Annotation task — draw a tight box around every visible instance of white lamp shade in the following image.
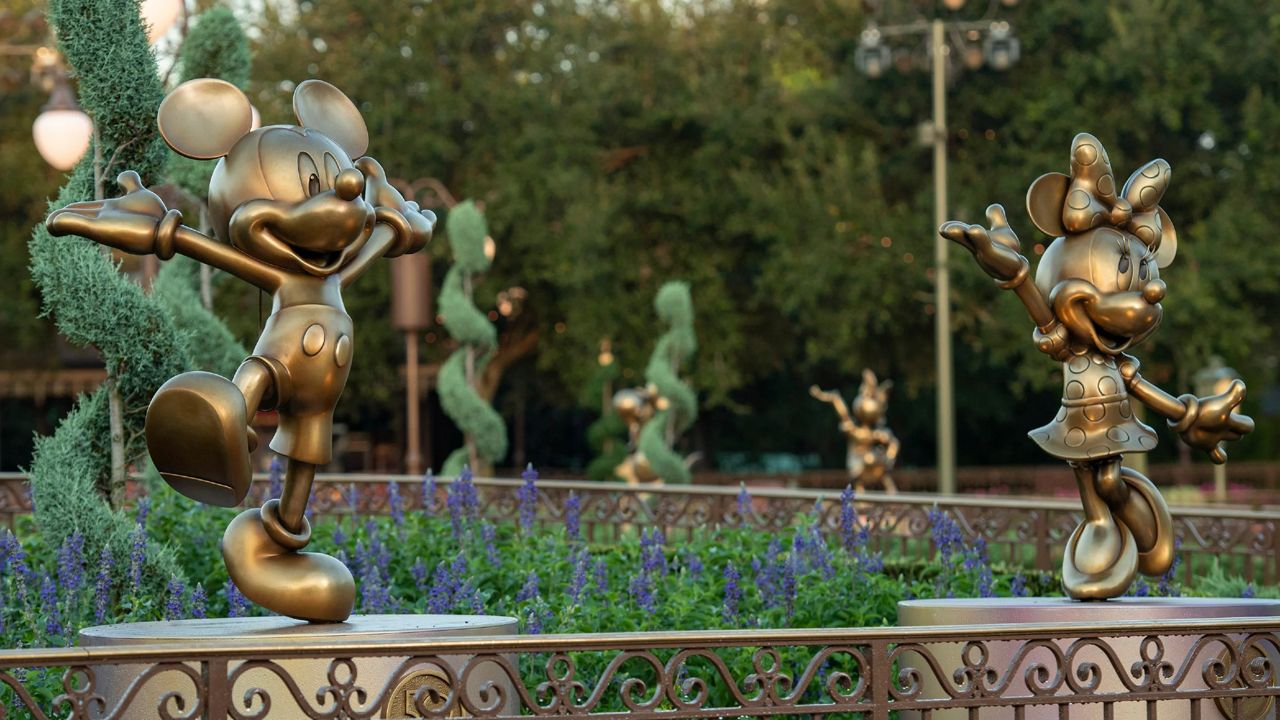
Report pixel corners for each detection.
[33,108,94,171]
[141,0,183,43]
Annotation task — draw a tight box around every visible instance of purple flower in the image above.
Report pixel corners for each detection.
[516,571,540,603]
[736,484,752,526]
[628,572,656,613]
[345,482,359,514]
[267,455,284,500]
[754,539,784,609]
[517,463,538,532]
[684,548,704,579]
[569,550,589,605]
[225,580,250,618]
[57,531,85,594]
[190,584,207,619]
[839,485,866,553]
[411,558,429,594]
[640,529,667,577]
[135,497,151,527]
[39,573,62,638]
[128,524,147,589]
[426,561,455,613]
[1157,540,1183,597]
[447,466,480,538]
[593,559,609,594]
[722,562,742,624]
[93,545,114,624]
[565,492,581,543]
[1010,571,1029,598]
[481,522,501,566]
[359,561,392,614]
[387,480,405,527]
[523,601,550,634]
[1242,584,1257,599]
[421,470,437,516]
[164,576,187,620]
[781,554,798,620]
[333,522,348,546]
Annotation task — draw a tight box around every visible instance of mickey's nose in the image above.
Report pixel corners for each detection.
[335,168,364,201]
[1143,278,1166,304]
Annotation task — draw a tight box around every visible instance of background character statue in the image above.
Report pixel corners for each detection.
[810,369,900,493]
[46,78,434,622]
[612,384,659,484]
[941,133,1253,600]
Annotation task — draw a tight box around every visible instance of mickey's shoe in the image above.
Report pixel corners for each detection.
[222,501,355,623]
[145,371,253,507]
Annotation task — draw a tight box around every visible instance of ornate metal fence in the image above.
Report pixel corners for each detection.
[4,472,1279,586]
[2,618,1278,718]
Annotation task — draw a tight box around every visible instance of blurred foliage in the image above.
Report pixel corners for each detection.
[5,0,1280,473]
[241,0,1280,471]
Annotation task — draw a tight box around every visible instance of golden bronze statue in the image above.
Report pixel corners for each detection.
[942,133,1253,600]
[47,78,434,622]
[612,384,660,484]
[810,369,900,493]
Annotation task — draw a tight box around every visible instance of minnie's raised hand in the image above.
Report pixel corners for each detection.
[940,203,1029,284]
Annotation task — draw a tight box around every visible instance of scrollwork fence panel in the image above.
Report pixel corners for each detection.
[1,618,1279,718]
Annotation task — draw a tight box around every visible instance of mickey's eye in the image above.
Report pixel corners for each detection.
[298,152,322,197]
[1118,254,1130,275]
[308,173,321,197]
[1138,257,1149,280]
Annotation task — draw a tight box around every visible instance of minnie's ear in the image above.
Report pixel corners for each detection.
[293,79,368,158]
[157,79,253,159]
[1025,171,1070,237]
[1154,207,1177,268]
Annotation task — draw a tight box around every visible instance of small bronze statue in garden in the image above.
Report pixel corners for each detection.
[810,369,900,494]
[47,78,434,621]
[612,385,659,484]
[941,133,1253,600]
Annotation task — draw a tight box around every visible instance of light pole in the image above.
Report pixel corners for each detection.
[1193,356,1240,503]
[855,0,1021,495]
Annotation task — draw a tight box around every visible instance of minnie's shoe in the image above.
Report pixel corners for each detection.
[145,371,253,507]
[222,500,355,623]
[1062,512,1137,600]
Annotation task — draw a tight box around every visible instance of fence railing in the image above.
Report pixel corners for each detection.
[6,472,1280,586]
[2,617,1278,718]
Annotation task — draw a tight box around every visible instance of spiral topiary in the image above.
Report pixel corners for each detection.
[438,201,507,475]
[637,281,697,483]
[26,0,246,595]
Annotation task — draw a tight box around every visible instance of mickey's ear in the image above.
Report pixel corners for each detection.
[1026,171,1070,237]
[1154,207,1177,268]
[157,79,253,159]
[293,79,368,158]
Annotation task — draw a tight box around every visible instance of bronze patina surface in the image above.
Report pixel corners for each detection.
[47,78,435,622]
[810,369,900,493]
[941,133,1254,600]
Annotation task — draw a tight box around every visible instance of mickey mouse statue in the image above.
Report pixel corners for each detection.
[47,78,434,622]
[941,133,1253,600]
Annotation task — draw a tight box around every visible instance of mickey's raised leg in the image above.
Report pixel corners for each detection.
[145,371,255,507]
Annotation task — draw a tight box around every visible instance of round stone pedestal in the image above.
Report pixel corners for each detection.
[79,614,517,719]
[897,598,1280,720]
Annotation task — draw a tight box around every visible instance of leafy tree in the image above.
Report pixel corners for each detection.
[438,201,508,474]
[638,282,697,484]
[25,0,248,594]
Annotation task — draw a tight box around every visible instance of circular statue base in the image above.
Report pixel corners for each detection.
[79,614,518,719]
[897,597,1280,720]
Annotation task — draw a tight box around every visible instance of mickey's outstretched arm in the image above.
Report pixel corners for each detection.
[339,157,435,288]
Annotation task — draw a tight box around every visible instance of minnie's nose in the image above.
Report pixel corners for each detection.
[1143,278,1166,304]
[335,168,364,201]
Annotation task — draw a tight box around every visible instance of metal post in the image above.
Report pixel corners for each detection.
[932,18,956,495]
[1214,463,1227,503]
[404,330,422,475]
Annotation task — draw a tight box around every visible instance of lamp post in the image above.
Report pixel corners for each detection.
[1193,356,1240,502]
[855,0,1021,495]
